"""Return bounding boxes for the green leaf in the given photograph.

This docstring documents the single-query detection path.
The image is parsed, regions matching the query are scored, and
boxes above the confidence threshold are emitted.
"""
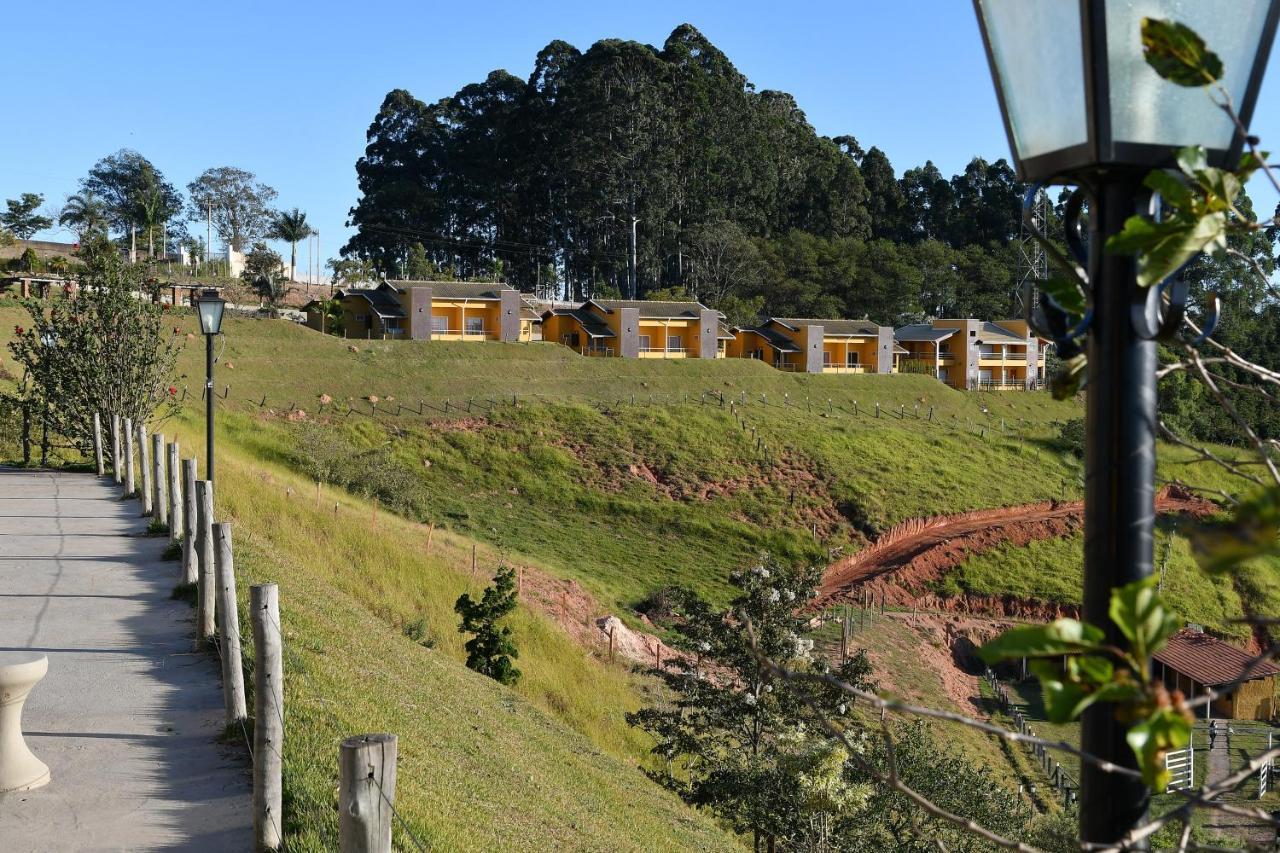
[1142,18,1224,87]
[1068,655,1114,686]
[1106,210,1227,287]
[1127,708,1192,789]
[1109,577,1181,661]
[1238,150,1271,182]
[1176,145,1209,177]
[977,619,1105,664]
[1041,275,1086,317]
[1050,353,1087,401]
[1030,659,1139,723]
[1143,170,1193,210]
[1190,487,1280,572]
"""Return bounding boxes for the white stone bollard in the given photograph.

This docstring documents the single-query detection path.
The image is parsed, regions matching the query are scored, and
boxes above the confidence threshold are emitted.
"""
[0,654,51,792]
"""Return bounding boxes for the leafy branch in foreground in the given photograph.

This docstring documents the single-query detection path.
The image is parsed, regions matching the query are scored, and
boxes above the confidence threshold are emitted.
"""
[979,577,1187,789]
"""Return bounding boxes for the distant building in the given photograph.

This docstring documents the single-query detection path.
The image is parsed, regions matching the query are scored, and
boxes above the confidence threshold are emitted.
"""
[540,299,731,358]
[1154,628,1279,720]
[728,318,898,374]
[305,280,532,342]
[894,319,1049,390]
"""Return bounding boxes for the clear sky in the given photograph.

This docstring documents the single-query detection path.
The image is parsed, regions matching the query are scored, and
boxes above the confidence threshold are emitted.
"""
[4,0,1278,274]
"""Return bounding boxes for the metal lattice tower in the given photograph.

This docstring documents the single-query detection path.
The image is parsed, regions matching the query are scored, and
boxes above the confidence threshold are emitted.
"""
[1017,188,1051,305]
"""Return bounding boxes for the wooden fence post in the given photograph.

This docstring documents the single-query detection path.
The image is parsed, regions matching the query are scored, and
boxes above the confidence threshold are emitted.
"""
[167,442,181,543]
[182,459,199,584]
[111,413,122,484]
[213,522,248,724]
[195,480,216,647]
[338,733,398,853]
[251,583,283,852]
[123,416,136,496]
[137,421,153,516]
[92,412,105,477]
[152,433,167,527]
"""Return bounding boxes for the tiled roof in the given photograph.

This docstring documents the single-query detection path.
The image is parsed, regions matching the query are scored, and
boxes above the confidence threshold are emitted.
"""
[589,299,710,320]
[771,317,881,336]
[1154,629,1280,687]
[386,280,512,300]
[742,326,801,354]
[895,324,958,342]
[346,288,405,318]
[980,321,1028,344]
[543,307,615,338]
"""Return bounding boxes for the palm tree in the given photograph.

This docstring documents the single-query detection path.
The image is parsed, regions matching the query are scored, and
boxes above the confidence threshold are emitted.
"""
[268,208,313,282]
[59,192,108,241]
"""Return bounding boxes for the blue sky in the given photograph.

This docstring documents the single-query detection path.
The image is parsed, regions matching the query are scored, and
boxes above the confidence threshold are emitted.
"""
[4,0,1278,274]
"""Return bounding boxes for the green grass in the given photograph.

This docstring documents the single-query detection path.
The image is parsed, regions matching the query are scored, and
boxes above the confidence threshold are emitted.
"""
[163,412,737,852]
[940,524,1255,642]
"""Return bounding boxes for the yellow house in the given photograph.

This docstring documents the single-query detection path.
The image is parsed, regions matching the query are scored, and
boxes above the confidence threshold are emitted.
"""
[307,280,530,342]
[728,318,898,374]
[541,299,731,358]
[894,319,1049,390]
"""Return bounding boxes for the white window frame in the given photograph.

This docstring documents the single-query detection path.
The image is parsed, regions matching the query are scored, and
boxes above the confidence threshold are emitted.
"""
[666,334,682,351]
[465,316,485,335]
[431,315,449,333]
[638,334,651,352]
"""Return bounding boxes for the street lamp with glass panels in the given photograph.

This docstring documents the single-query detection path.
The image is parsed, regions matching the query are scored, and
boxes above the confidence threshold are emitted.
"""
[972,1,1279,844]
[195,288,225,485]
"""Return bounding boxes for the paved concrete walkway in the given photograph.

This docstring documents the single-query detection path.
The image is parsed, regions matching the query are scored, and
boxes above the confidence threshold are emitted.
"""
[0,469,250,851]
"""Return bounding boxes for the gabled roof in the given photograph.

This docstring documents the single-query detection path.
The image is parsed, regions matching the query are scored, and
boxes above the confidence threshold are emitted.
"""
[893,343,908,355]
[385,280,513,300]
[1154,629,1280,687]
[894,324,958,343]
[542,307,615,338]
[588,299,710,320]
[344,288,405,318]
[979,322,1029,345]
[717,322,735,341]
[770,317,881,337]
[740,325,801,353]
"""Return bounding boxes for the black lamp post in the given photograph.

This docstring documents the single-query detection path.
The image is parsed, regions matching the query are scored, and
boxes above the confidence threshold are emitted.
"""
[972,1,1279,844]
[195,288,226,484]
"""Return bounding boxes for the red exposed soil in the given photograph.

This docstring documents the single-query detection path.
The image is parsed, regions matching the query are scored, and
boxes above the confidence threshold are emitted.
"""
[487,560,686,669]
[817,485,1218,612]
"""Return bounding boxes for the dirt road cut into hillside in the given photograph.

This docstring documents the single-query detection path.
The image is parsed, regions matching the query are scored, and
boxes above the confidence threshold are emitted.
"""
[817,485,1217,612]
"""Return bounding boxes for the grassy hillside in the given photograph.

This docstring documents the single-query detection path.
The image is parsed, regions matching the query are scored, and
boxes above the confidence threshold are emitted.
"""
[164,411,737,852]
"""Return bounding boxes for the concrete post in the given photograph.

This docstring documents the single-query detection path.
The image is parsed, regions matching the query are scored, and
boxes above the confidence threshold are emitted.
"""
[110,414,122,485]
[499,289,521,342]
[167,443,182,544]
[339,734,398,853]
[195,480,216,647]
[152,433,167,527]
[213,523,247,724]
[123,417,136,496]
[181,459,199,584]
[137,422,152,516]
[251,583,283,851]
[92,412,104,477]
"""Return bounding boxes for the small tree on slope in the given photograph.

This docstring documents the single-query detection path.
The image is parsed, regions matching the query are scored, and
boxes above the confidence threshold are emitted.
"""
[454,564,521,686]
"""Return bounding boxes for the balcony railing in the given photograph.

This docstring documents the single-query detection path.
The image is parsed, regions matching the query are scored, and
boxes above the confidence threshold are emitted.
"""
[431,327,498,340]
[822,364,868,374]
[638,347,688,358]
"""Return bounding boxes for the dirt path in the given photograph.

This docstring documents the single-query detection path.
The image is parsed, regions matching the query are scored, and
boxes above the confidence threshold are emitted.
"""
[817,486,1217,610]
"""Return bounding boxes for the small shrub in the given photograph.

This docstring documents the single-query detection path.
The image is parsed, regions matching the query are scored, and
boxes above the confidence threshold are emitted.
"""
[161,541,182,561]
[147,519,169,537]
[402,617,436,649]
[1055,417,1086,458]
[455,564,521,685]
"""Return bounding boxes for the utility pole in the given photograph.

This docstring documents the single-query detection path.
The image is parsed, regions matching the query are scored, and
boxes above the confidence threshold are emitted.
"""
[207,200,213,280]
[627,211,640,300]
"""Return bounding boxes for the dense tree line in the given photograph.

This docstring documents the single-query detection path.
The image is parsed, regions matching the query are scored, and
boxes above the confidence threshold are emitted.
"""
[343,24,1028,324]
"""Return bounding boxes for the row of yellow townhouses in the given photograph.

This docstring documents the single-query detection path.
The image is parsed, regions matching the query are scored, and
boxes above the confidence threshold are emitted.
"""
[305,281,1050,390]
